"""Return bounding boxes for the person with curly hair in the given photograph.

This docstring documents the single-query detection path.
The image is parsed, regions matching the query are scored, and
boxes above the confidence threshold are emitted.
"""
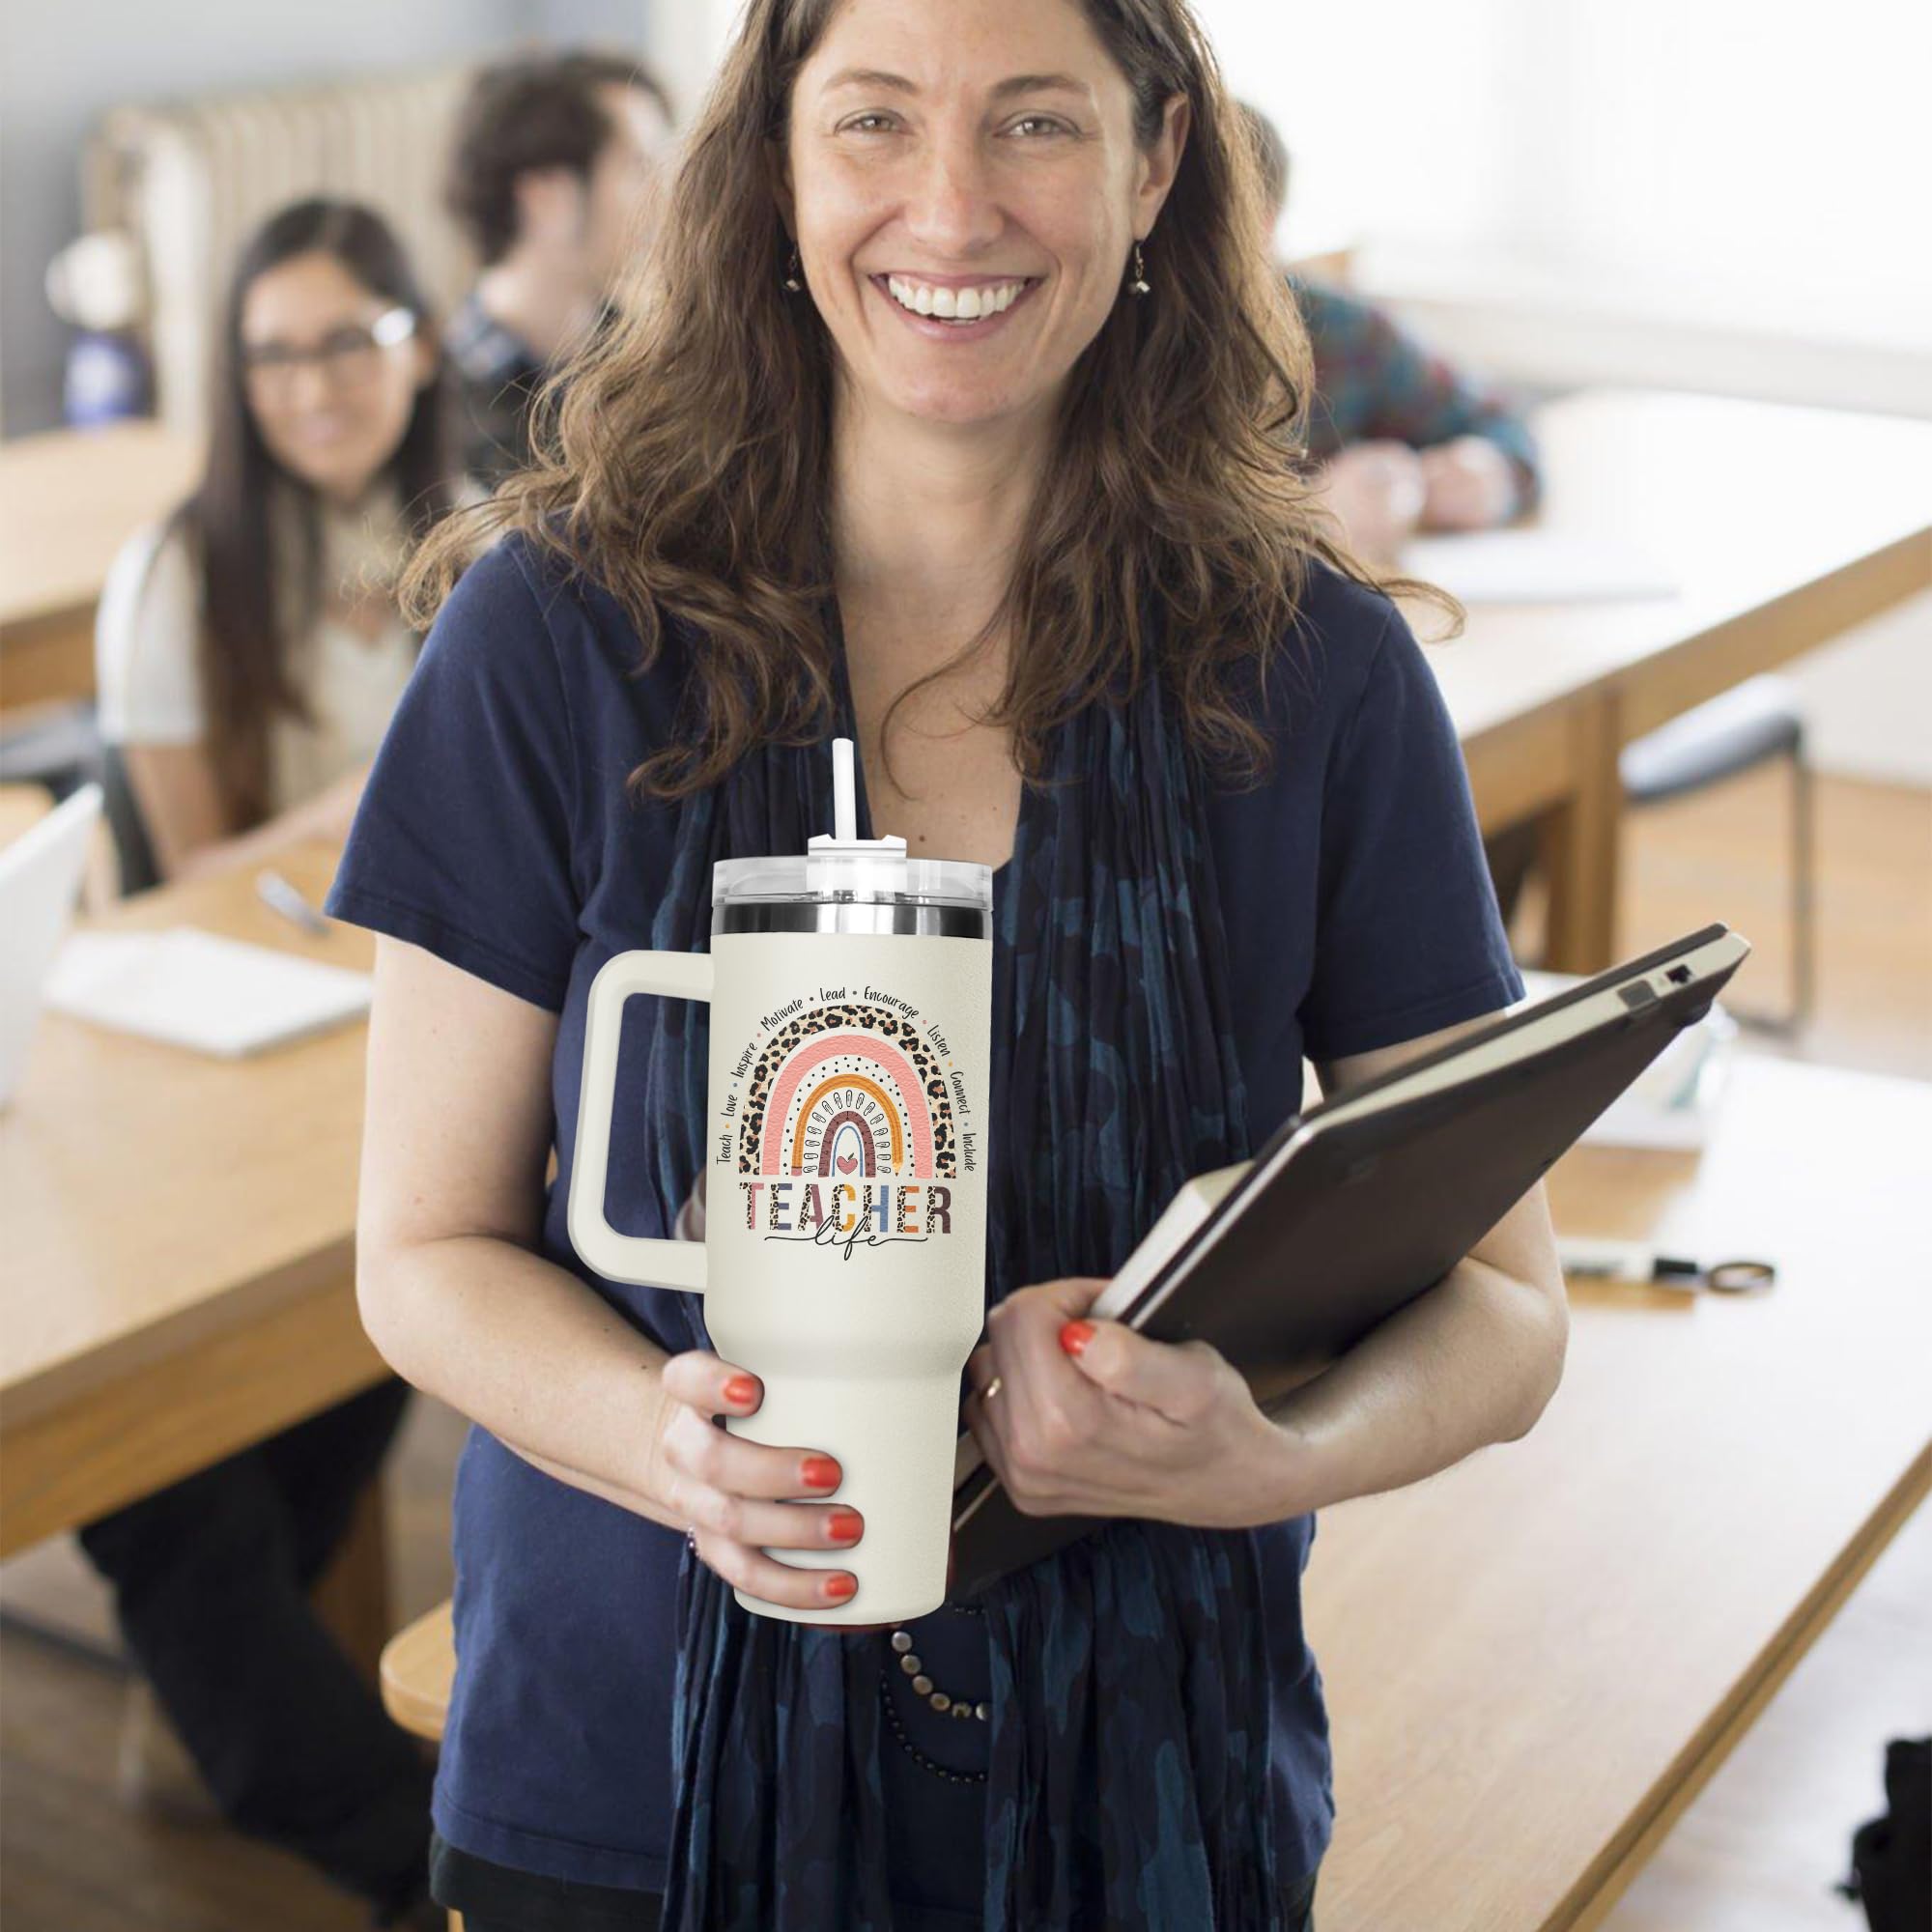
[329,4,1567,1925]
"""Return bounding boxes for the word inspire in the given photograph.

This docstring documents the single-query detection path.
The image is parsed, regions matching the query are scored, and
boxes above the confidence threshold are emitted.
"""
[733,1178,952,1262]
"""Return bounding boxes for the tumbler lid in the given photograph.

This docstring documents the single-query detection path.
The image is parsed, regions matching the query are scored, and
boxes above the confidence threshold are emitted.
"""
[709,737,994,910]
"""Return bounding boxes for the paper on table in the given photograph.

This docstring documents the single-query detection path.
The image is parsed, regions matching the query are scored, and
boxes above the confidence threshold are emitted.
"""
[1401,528,1678,605]
[45,926,371,1057]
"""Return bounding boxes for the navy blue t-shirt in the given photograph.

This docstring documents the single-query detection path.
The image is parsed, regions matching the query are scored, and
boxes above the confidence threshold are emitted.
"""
[327,533,1520,1902]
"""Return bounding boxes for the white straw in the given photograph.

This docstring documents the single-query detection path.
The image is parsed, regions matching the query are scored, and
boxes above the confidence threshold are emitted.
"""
[831,736,857,842]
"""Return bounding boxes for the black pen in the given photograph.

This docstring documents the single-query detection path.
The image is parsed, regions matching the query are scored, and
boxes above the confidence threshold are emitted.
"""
[1559,1236,1775,1293]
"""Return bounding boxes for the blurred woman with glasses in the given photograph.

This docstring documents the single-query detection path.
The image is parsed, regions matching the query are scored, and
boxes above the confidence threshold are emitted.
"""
[81,198,459,1931]
[94,196,459,885]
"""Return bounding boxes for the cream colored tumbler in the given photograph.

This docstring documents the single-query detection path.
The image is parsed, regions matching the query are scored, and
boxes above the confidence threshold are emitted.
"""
[568,741,993,1625]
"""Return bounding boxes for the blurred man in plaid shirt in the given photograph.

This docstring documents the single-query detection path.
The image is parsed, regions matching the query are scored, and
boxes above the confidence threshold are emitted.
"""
[1238,101,1541,561]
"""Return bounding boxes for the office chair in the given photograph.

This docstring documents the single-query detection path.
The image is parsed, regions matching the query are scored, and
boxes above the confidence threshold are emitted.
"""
[0,703,161,895]
[1485,675,1813,1033]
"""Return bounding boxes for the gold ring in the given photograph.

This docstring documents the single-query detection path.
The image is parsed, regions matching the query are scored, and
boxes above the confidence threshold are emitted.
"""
[981,1375,1003,1403]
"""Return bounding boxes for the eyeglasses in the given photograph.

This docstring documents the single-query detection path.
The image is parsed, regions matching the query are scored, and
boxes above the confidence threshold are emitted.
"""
[241,306,417,389]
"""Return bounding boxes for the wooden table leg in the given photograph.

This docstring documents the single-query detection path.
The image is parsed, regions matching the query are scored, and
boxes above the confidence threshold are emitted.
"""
[1540,696,1623,974]
[310,1477,392,1686]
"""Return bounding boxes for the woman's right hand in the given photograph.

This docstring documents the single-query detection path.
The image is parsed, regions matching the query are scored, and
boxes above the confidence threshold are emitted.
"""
[651,1350,875,1620]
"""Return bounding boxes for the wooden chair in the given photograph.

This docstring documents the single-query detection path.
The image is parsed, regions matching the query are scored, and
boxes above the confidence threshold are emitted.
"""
[380,1601,460,1932]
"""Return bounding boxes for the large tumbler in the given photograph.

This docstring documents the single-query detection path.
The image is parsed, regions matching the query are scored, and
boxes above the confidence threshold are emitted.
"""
[569,741,993,1623]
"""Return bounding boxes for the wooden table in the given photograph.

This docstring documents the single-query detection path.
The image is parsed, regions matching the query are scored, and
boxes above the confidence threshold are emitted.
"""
[0,421,201,720]
[1420,389,1932,972]
[0,839,391,1661]
[1307,1053,1932,1931]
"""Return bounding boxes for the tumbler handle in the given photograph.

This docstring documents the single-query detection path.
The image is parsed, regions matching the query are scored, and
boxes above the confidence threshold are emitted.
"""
[567,949,713,1293]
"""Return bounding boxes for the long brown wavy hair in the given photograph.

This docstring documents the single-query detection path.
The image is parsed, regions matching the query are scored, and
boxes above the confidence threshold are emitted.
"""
[403,0,1453,801]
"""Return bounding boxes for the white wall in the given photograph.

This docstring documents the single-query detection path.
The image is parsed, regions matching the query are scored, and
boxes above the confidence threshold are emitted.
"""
[1194,0,1932,355]
[1505,2,1932,350]
[0,0,646,436]
[640,0,743,127]
[1193,0,1522,264]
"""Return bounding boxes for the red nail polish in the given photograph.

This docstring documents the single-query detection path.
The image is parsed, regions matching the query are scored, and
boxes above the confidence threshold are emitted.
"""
[1060,1320,1095,1356]
[822,1573,858,1601]
[801,1455,841,1490]
[827,1509,864,1545]
[723,1374,760,1407]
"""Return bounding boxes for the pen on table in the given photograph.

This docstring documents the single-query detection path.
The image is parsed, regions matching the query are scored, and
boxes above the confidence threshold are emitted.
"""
[1558,1236,1776,1293]
[255,867,331,937]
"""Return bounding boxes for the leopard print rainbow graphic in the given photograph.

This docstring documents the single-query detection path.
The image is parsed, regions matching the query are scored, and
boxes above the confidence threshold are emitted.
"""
[735,1002,956,1180]
[729,1003,957,1247]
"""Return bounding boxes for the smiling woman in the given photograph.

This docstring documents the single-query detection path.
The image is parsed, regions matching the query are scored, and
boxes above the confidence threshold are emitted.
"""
[327,3,1555,1929]
[95,199,456,873]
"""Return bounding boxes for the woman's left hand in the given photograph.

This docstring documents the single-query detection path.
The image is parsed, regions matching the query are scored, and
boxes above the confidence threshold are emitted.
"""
[961,1279,1315,1531]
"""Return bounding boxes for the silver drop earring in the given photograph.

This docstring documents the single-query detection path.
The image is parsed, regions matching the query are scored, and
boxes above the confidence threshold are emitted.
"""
[782,245,803,294]
[1128,241,1150,297]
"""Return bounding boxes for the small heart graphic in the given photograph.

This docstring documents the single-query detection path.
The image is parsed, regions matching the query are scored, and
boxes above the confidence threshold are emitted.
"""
[837,1154,858,1174]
